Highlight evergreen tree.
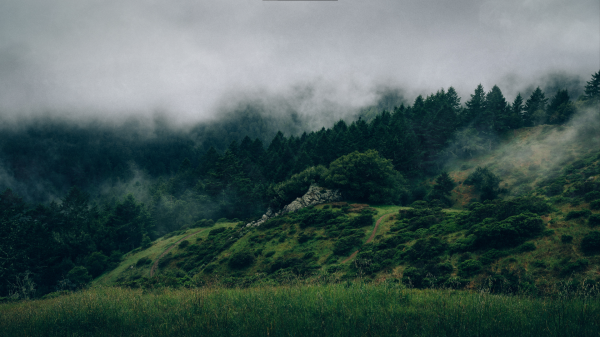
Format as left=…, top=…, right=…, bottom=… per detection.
left=546, top=89, right=572, bottom=124
left=508, top=93, right=524, bottom=130
left=464, top=84, right=486, bottom=126
left=524, top=87, right=548, bottom=126
left=486, top=85, right=509, bottom=134
left=584, top=71, right=600, bottom=105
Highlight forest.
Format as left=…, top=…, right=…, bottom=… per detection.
left=0, top=71, right=599, bottom=299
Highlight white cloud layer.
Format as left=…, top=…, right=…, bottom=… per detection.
left=0, top=0, right=598, bottom=125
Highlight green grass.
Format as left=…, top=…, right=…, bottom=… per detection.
left=1, top=283, right=599, bottom=336
left=95, top=223, right=238, bottom=285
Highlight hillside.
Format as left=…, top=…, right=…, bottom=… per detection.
left=99, top=128, right=600, bottom=294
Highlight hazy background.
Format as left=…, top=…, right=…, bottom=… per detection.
left=0, top=0, right=598, bottom=127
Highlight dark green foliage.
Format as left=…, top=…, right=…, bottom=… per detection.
left=323, top=150, right=408, bottom=204
left=561, top=235, right=574, bottom=243
left=471, top=212, right=544, bottom=249
left=580, top=231, right=600, bottom=255
left=560, top=259, right=589, bottom=276
left=228, top=251, right=255, bottom=269
left=517, top=242, right=536, bottom=253
left=591, top=200, right=600, bottom=210
left=194, top=219, right=215, bottom=228
left=333, top=236, right=362, bottom=256
left=346, top=214, right=374, bottom=228
left=458, top=259, right=482, bottom=278
left=401, top=237, right=447, bottom=262
left=209, top=227, right=226, bottom=236
left=428, top=172, right=455, bottom=206
left=66, top=266, right=92, bottom=287
left=565, top=210, right=591, bottom=220
left=85, top=252, right=109, bottom=278
left=136, top=257, right=152, bottom=267
left=297, top=233, right=313, bottom=244
left=585, top=191, right=600, bottom=202
left=479, top=249, right=508, bottom=265
left=178, top=240, right=190, bottom=249
left=464, top=167, right=503, bottom=201
left=589, top=214, right=600, bottom=227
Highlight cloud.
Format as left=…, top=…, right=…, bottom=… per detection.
left=0, top=0, right=597, bottom=125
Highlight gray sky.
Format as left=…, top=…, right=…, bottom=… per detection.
left=0, top=0, right=598, bottom=125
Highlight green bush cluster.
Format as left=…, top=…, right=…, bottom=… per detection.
left=580, top=231, right=600, bottom=255
left=565, top=209, right=591, bottom=220
left=471, top=212, right=544, bottom=249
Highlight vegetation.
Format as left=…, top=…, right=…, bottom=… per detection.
left=1, top=283, right=600, bottom=337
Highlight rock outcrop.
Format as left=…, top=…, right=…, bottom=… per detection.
left=245, top=184, right=342, bottom=228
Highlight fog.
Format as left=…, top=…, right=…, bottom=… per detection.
left=1, top=0, right=598, bottom=126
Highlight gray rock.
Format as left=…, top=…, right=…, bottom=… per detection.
left=243, top=184, right=342, bottom=228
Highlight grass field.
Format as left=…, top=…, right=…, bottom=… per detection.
left=1, top=282, right=599, bottom=337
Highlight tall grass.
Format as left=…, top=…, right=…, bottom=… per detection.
left=1, top=282, right=599, bottom=336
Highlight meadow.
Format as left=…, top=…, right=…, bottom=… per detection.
left=1, top=281, right=599, bottom=337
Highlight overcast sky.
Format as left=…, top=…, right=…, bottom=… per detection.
left=0, top=0, right=598, bottom=125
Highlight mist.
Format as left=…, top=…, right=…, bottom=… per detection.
left=447, top=104, right=600, bottom=197
left=0, top=0, right=597, bottom=126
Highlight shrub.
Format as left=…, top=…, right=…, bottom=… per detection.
left=209, top=227, right=226, bottom=236
left=464, top=167, right=503, bottom=201
left=561, top=235, right=574, bottom=243
left=136, top=257, right=152, bottom=267
left=458, top=259, right=482, bottom=278
left=333, top=236, right=362, bottom=255
left=66, top=266, right=92, bottom=287
left=591, top=200, right=600, bottom=210
left=264, top=251, right=275, bottom=258
left=517, top=242, right=536, bottom=253
left=565, top=210, right=591, bottom=220
left=178, top=240, right=190, bottom=249
left=228, top=251, right=255, bottom=269
left=585, top=191, right=600, bottom=202
left=589, top=214, right=600, bottom=227
left=472, top=212, right=544, bottom=248
left=298, top=233, right=313, bottom=244
left=479, top=249, right=507, bottom=265
left=347, top=214, right=374, bottom=228
left=216, top=218, right=229, bottom=223
left=560, top=259, right=589, bottom=276
left=194, top=219, right=215, bottom=227
left=580, top=231, right=600, bottom=255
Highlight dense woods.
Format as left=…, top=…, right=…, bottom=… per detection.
left=0, top=71, right=598, bottom=298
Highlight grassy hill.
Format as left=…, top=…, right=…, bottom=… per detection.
left=95, top=124, right=600, bottom=295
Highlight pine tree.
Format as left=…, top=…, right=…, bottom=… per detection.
left=486, top=85, right=508, bottom=134
left=464, top=84, right=486, bottom=126
left=524, top=87, right=548, bottom=126
left=508, top=93, right=524, bottom=130
left=584, top=71, right=600, bottom=104
left=546, top=89, right=571, bottom=124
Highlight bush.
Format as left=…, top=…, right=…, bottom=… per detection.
left=209, top=227, right=226, bottom=236
left=333, top=236, right=362, bottom=255
left=458, top=259, right=482, bottom=278
left=194, top=219, right=215, bottom=227
left=561, top=235, right=574, bottom=243
left=560, top=259, right=589, bottom=276
left=346, top=214, right=374, bottom=228
left=580, top=231, right=600, bottom=255
left=517, top=242, right=536, bottom=253
left=136, top=257, right=152, bottom=267
left=464, top=167, right=503, bottom=201
left=565, top=210, right=591, bottom=220
left=589, top=214, right=600, bottom=227
left=228, top=251, right=255, bottom=269
left=591, top=200, right=600, bottom=210
left=585, top=191, right=600, bottom=202
left=216, top=218, right=229, bottom=223
left=178, top=240, right=190, bottom=249
left=472, top=212, right=544, bottom=248
left=66, top=266, right=92, bottom=287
